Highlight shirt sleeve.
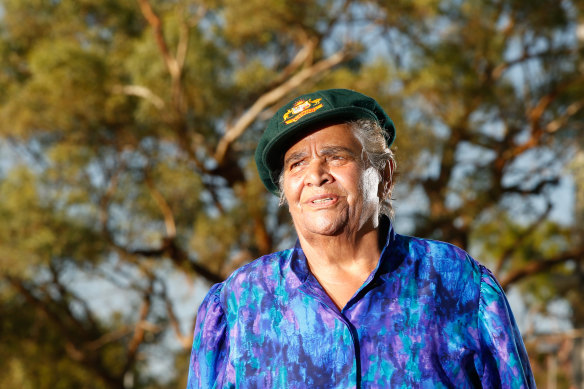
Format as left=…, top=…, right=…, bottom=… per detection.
left=477, top=267, right=536, bottom=388
left=187, top=283, right=229, bottom=389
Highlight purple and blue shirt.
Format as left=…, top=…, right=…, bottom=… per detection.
left=187, top=220, right=535, bottom=388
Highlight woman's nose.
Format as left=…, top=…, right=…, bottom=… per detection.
left=304, top=159, right=333, bottom=187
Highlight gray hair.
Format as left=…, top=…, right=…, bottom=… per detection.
left=277, top=119, right=397, bottom=218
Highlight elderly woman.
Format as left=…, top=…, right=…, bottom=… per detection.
left=187, top=89, right=535, bottom=388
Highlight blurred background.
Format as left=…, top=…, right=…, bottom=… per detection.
left=0, top=0, right=583, bottom=387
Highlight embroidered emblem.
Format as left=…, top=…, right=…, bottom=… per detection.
left=283, top=98, right=323, bottom=124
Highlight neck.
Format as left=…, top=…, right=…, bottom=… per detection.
left=298, top=226, right=381, bottom=269
left=297, top=225, right=382, bottom=309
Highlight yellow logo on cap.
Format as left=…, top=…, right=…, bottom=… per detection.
left=283, top=98, right=323, bottom=124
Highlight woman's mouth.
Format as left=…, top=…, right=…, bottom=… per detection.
left=306, top=194, right=339, bottom=206
left=312, top=197, right=334, bottom=204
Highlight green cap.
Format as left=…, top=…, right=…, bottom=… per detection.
left=255, top=88, right=396, bottom=195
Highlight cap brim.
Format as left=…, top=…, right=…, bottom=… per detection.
left=261, top=106, right=379, bottom=189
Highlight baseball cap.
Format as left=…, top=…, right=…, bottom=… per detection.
left=255, top=88, right=396, bottom=195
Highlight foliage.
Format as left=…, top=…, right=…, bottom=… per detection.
left=0, top=0, right=582, bottom=387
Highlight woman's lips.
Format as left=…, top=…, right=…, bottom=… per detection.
left=305, top=194, right=339, bottom=207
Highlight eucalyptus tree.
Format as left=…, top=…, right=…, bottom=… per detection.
left=0, top=0, right=582, bottom=387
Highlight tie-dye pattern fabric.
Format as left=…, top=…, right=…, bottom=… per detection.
left=187, top=221, right=535, bottom=388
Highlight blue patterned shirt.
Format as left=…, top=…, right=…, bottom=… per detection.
left=187, top=220, right=535, bottom=388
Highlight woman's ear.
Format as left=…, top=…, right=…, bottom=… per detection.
left=378, top=160, right=394, bottom=199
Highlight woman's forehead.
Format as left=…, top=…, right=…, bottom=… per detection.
left=283, top=123, right=362, bottom=156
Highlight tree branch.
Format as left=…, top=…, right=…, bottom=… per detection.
left=119, top=239, right=223, bottom=283
left=86, top=326, right=134, bottom=351
left=500, top=247, right=584, bottom=289
left=214, top=48, right=353, bottom=164
left=492, top=48, right=575, bottom=80
left=176, top=19, right=190, bottom=75
left=144, top=169, right=177, bottom=239
left=48, top=262, right=100, bottom=334
left=499, top=77, right=584, bottom=165
left=5, top=275, right=125, bottom=388
left=160, top=280, right=192, bottom=349
left=545, top=100, right=584, bottom=133
left=270, top=37, right=317, bottom=87
left=112, top=85, right=165, bottom=109
left=137, top=0, right=186, bottom=114
left=494, top=201, right=553, bottom=277
left=124, top=281, right=153, bottom=374
left=504, top=177, right=560, bottom=196
left=136, top=0, right=180, bottom=80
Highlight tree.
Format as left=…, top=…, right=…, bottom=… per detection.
left=0, top=0, right=582, bottom=387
